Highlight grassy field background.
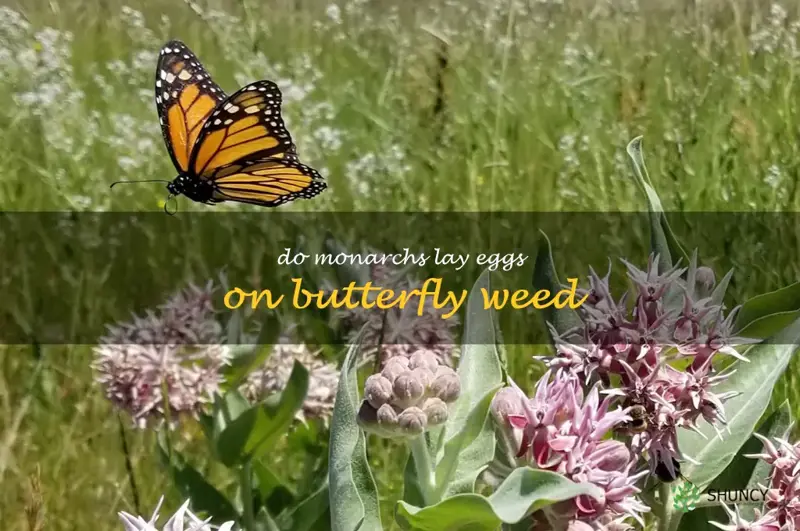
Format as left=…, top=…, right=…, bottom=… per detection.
left=3, top=0, right=800, bottom=528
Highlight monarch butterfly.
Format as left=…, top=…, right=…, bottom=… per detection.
left=112, top=40, right=326, bottom=212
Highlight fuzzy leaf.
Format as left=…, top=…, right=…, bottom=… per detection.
left=328, top=334, right=382, bottom=531
left=625, top=136, right=689, bottom=269
left=531, top=231, right=583, bottom=337
left=396, top=468, right=603, bottom=530
left=439, top=269, right=505, bottom=497
left=734, top=281, right=800, bottom=333
left=678, top=317, right=800, bottom=489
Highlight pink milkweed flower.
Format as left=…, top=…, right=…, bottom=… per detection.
left=92, top=281, right=230, bottom=429
left=743, top=433, right=800, bottom=529
left=709, top=504, right=783, bottom=531
left=118, top=496, right=236, bottom=531
left=491, top=370, right=649, bottom=529
left=539, top=253, right=753, bottom=472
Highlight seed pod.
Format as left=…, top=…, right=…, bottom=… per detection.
left=431, top=371, right=461, bottom=403
left=409, top=350, right=439, bottom=372
left=364, top=374, right=393, bottom=409
left=397, top=407, right=427, bottom=436
left=393, top=370, right=426, bottom=408
left=381, top=357, right=409, bottom=383
left=423, top=397, right=448, bottom=426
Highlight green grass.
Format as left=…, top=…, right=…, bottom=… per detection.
left=3, top=0, right=800, bottom=529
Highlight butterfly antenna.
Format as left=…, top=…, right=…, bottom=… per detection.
left=110, top=179, right=171, bottom=189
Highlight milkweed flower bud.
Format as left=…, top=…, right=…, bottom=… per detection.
left=410, top=366, right=435, bottom=388
left=422, top=397, right=448, bottom=426
left=364, top=374, right=393, bottom=409
left=431, top=370, right=461, bottom=403
left=393, top=371, right=426, bottom=408
left=409, top=350, right=440, bottom=372
left=360, top=348, right=461, bottom=438
left=695, top=266, right=716, bottom=297
left=377, top=403, right=399, bottom=426
left=381, top=357, right=409, bottom=383
left=398, top=407, right=427, bottom=435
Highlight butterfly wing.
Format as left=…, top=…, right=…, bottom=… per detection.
left=204, top=156, right=327, bottom=207
left=188, top=80, right=298, bottom=177
left=155, top=40, right=227, bottom=174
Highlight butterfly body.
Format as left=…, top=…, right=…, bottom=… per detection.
left=152, top=40, right=326, bottom=208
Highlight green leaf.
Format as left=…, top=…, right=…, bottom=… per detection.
left=276, top=479, right=331, bottom=531
left=675, top=402, right=792, bottom=530
left=672, top=315, right=800, bottom=531
left=155, top=435, right=239, bottom=522
left=328, top=335, right=382, bottom=531
left=439, top=269, right=505, bottom=497
left=625, top=136, right=690, bottom=269
left=435, top=385, right=502, bottom=498
left=216, top=362, right=309, bottom=467
left=531, top=231, right=582, bottom=337
left=255, top=507, right=282, bottom=531
left=737, top=309, right=800, bottom=340
left=223, top=313, right=283, bottom=388
left=396, top=468, right=603, bottom=530
left=252, top=460, right=296, bottom=514
left=734, top=281, right=800, bottom=334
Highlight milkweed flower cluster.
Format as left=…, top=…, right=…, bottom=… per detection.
left=118, top=496, right=236, bottom=531
left=491, top=370, right=649, bottom=530
left=709, top=433, right=800, bottom=530
left=240, top=340, right=339, bottom=422
left=357, top=349, right=460, bottom=437
left=538, top=254, right=756, bottom=474
left=92, top=282, right=230, bottom=429
left=337, top=262, right=459, bottom=367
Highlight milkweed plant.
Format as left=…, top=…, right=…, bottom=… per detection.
left=94, top=138, right=800, bottom=531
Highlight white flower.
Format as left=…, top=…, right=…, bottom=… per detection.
left=118, top=497, right=237, bottom=531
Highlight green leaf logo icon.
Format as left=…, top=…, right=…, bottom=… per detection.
left=672, top=481, right=702, bottom=513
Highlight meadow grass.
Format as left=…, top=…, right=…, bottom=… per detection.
left=2, top=0, right=800, bottom=528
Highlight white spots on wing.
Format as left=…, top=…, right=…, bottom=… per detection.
left=258, top=87, right=266, bottom=92
left=160, top=70, right=166, bottom=80
left=163, top=91, right=169, bottom=99
left=182, top=54, right=190, bottom=59
left=224, top=104, right=239, bottom=113
left=247, top=85, right=257, bottom=91
left=178, top=69, right=192, bottom=81
left=165, top=72, right=176, bottom=84
left=244, top=105, right=259, bottom=114
left=269, top=121, right=277, bottom=126
left=214, top=118, right=221, bottom=125
left=162, top=47, right=172, bottom=54
left=196, top=74, right=204, bottom=80
left=224, top=119, right=233, bottom=125
left=156, top=79, right=162, bottom=88
left=171, top=90, right=178, bottom=98
left=210, top=87, right=217, bottom=93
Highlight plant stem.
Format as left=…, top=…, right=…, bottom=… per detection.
left=240, top=462, right=255, bottom=531
left=410, top=435, right=437, bottom=506
left=657, top=482, right=673, bottom=531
